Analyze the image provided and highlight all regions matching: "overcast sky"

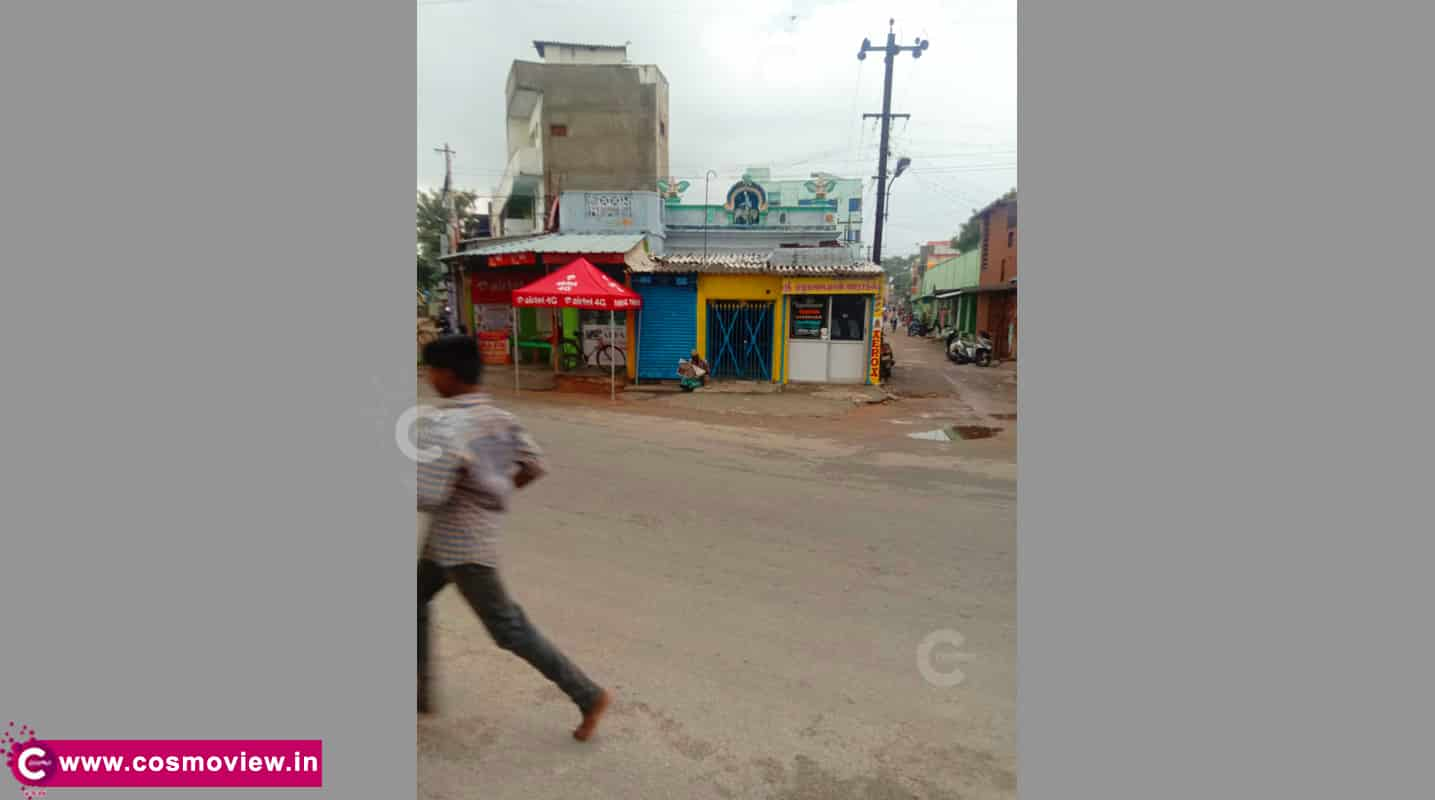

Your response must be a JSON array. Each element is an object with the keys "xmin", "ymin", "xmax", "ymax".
[{"xmin": 418, "ymin": 0, "xmax": 1015, "ymax": 258}]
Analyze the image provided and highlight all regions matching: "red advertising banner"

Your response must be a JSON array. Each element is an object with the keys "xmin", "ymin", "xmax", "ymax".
[
  {"xmin": 470, "ymin": 274, "xmax": 533, "ymax": 304},
  {"xmin": 488, "ymin": 252, "xmax": 535, "ymax": 267}
]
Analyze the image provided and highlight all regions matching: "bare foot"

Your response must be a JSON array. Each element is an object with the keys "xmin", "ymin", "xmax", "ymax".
[{"xmin": 573, "ymin": 689, "xmax": 611, "ymax": 742}]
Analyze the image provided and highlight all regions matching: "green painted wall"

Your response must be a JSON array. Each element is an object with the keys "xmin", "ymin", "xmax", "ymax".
[
  {"xmin": 562, "ymin": 308, "xmax": 579, "ymax": 344},
  {"xmin": 919, "ymin": 249, "xmax": 981, "ymax": 296}
]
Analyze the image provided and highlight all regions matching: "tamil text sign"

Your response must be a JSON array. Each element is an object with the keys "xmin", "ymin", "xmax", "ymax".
[{"xmin": 781, "ymin": 277, "xmax": 881, "ymax": 295}]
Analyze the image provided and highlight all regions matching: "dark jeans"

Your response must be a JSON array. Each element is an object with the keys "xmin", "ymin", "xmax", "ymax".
[{"xmin": 418, "ymin": 559, "xmax": 601, "ymax": 712}]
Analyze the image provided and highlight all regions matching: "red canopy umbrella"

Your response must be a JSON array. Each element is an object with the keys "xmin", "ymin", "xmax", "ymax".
[{"xmin": 509, "ymin": 258, "xmax": 642, "ymax": 399}]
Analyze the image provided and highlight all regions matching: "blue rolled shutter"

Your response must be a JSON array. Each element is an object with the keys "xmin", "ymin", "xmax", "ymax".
[{"xmin": 635, "ymin": 274, "xmax": 698, "ymax": 379}]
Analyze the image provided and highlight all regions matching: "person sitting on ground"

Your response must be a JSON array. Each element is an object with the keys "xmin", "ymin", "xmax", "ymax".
[{"xmin": 689, "ymin": 349, "xmax": 710, "ymax": 386}]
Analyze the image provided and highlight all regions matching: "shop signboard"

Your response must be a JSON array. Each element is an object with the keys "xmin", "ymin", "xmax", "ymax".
[
  {"xmin": 780, "ymin": 277, "xmax": 882, "ymax": 295},
  {"xmin": 869, "ymin": 302, "xmax": 884, "ymax": 384},
  {"xmin": 791, "ymin": 297, "xmax": 825, "ymax": 339},
  {"xmin": 488, "ymin": 252, "xmax": 536, "ymax": 267},
  {"xmin": 476, "ymin": 304, "xmax": 512, "ymax": 333},
  {"xmin": 470, "ymin": 274, "xmax": 532, "ymax": 304}
]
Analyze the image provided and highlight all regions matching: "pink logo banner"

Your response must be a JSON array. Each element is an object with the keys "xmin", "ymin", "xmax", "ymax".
[{"xmin": 7, "ymin": 738, "xmax": 322, "ymax": 790}]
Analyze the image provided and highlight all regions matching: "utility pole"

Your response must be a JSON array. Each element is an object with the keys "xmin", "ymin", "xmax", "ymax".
[
  {"xmin": 433, "ymin": 143, "xmax": 459, "ymax": 332},
  {"xmin": 434, "ymin": 143, "xmax": 457, "ymax": 249},
  {"xmin": 858, "ymin": 19, "xmax": 927, "ymax": 266}
]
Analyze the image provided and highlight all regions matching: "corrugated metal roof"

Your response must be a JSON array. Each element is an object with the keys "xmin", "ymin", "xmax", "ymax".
[
  {"xmin": 769, "ymin": 247, "xmax": 864, "ymax": 268},
  {"xmin": 950, "ymin": 281, "xmax": 1017, "ymax": 295},
  {"xmin": 629, "ymin": 248, "xmax": 882, "ymax": 276},
  {"xmin": 443, "ymin": 233, "xmax": 645, "ymax": 259}
]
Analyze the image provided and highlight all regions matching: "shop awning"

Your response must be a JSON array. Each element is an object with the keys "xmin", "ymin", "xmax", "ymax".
[
  {"xmin": 441, "ymin": 232, "xmax": 646, "ymax": 261},
  {"xmin": 511, "ymin": 257, "xmax": 642, "ymax": 310},
  {"xmin": 509, "ymin": 257, "xmax": 640, "ymax": 401},
  {"xmin": 943, "ymin": 280, "xmax": 1017, "ymax": 297},
  {"xmin": 958, "ymin": 278, "xmax": 1015, "ymax": 294}
]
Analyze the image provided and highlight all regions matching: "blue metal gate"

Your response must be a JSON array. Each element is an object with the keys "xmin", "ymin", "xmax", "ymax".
[
  {"xmin": 706, "ymin": 301, "xmax": 773, "ymax": 381},
  {"xmin": 634, "ymin": 274, "xmax": 697, "ymax": 379}
]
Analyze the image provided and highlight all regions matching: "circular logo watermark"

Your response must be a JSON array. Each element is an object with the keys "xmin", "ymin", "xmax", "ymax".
[
  {"xmin": 10, "ymin": 741, "xmax": 57, "ymax": 786},
  {"xmin": 395, "ymin": 405, "xmax": 444, "ymax": 463},
  {"xmin": 917, "ymin": 629, "xmax": 972, "ymax": 688}
]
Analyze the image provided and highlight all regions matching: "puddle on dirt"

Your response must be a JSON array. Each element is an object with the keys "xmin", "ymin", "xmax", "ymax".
[{"xmin": 908, "ymin": 425, "xmax": 1002, "ymax": 442}]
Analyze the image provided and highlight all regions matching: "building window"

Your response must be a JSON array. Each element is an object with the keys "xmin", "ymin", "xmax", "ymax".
[
  {"xmin": 849, "ymin": 198, "xmax": 861, "ymax": 212},
  {"xmin": 1008, "ymin": 231, "xmax": 1014, "ymax": 247},
  {"xmin": 790, "ymin": 296, "xmax": 827, "ymax": 339},
  {"xmin": 830, "ymin": 295, "xmax": 867, "ymax": 341},
  {"xmin": 550, "ymin": 124, "xmax": 568, "ymax": 137}
]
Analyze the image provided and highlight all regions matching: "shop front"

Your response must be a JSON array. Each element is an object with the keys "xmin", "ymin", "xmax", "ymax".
[
  {"xmin": 696, "ymin": 273, "xmax": 784, "ymax": 383},
  {"xmin": 781, "ymin": 276, "xmax": 884, "ymax": 385},
  {"xmin": 449, "ymin": 234, "xmax": 643, "ymax": 369}
]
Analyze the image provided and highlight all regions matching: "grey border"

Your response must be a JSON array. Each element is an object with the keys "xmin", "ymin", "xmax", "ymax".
[
  {"xmin": 1, "ymin": 1, "xmax": 414, "ymax": 797},
  {"xmin": 1023, "ymin": 0, "xmax": 1433, "ymax": 797}
]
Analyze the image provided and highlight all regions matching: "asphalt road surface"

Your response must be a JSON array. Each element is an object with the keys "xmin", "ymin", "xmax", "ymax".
[{"xmin": 417, "ymin": 380, "xmax": 1015, "ymax": 799}]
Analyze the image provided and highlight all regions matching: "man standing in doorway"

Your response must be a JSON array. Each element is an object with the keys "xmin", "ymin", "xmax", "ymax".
[{"xmin": 417, "ymin": 335, "xmax": 611, "ymax": 741}]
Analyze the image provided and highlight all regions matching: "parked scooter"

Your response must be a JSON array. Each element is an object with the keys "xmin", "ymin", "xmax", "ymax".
[
  {"xmin": 907, "ymin": 318, "xmax": 930, "ymax": 337},
  {"xmin": 946, "ymin": 330, "xmax": 995, "ymax": 366},
  {"xmin": 946, "ymin": 330, "xmax": 973, "ymax": 364},
  {"xmin": 971, "ymin": 331, "xmax": 995, "ymax": 367}
]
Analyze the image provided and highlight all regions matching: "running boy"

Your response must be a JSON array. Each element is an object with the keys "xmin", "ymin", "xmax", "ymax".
[{"xmin": 417, "ymin": 335, "xmax": 611, "ymax": 741}]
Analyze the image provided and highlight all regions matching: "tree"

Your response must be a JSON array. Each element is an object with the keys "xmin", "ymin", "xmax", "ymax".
[
  {"xmin": 952, "ymin": 216, "xmax": 982, "ymax": 253},
  {"xmin": 950, "ymin": 188, "xmax": 1016, "ymax": 253},
  {"xmin": 880, "ymin": 253, "xmax": 920, "ymax": 301},
  {"xmin": 417, "ymin": 189, "xmax": 478, "ymax": 292}
]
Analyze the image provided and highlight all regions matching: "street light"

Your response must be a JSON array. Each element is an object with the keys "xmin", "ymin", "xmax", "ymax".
[
  {"xmin": 892, "ymin": 156, "xmax": 911, "ymax": 180},
  {"xmin": 883, "ymin": 156, "xmax": 912, "ymax": 236}
]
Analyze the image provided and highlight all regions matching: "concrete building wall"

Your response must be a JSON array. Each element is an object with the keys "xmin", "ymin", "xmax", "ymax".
[
  {"xmin": 975, "ymin": 198, "xmax": 1017, "ymax": 359},
  {"xmin": 535, "ymin": 43, "xmax": 628, "ymax": 65},
  {"xmin": 557, "ymin": 190, "xmax": 665, "ymax": 234},
  {"xmin": 506, "ymin": 61, "xmax": 669, "ymax": 197},
  {"xmin": 979, "ymin": 201, "xmax": 1017, "ymax": 285}
]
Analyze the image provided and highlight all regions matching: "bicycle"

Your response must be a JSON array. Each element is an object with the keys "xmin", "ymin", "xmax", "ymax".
[
  {"xmin": 559, "ymin": 332, "xmax": 625, "ymax": 370},
  {"xmin": 588, "ymin": 332, "xmax": 625, "ymax": 368}
]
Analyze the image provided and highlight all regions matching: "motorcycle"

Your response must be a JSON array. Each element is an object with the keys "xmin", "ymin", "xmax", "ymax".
[
  {"xmin": 907, "ymin": 318, "xmax": 930, "ymax": 337},
  {"xmin": 946, "ymin": 330, "xmax": 972, "ymax": 364},
  {"xmin": 946, "ymin": 331, "xmax": 995, "ymax": 366},
  {"xmin": 970, "ymin": 331, "xmax": 995, "ymax": 366}
]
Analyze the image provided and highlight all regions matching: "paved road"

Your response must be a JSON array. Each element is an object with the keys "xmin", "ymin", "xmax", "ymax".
[{"xmin": 418, "ymin": 384, "xmax": 1015, "ymax": 799}]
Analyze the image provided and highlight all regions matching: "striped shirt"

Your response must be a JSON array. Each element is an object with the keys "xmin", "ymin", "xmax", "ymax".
[{"xmin": 417, "ymin": 393, "xmax": 546, "ymax": 567}]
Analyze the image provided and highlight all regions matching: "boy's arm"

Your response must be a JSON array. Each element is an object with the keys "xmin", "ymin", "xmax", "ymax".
[
  {"xmin": 417, "ymin": 418, "xmax": 463, "ymax": 512},
  {"xmin": 511, "ymin": 421, "xmax": 547, "ymax": 490}
]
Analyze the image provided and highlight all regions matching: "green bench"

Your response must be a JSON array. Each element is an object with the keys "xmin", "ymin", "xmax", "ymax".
[{"xmin": 516, "ymin": 339, "xmax": 553, "ymax": 365}]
